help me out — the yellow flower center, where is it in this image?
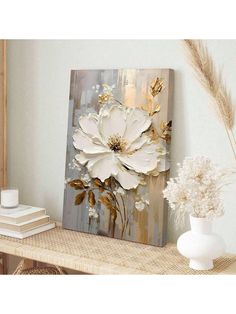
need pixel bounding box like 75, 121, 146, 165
98, 93, 112, 104
107, 134, 126, 152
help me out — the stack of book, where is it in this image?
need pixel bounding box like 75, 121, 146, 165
0, 205, 55, 239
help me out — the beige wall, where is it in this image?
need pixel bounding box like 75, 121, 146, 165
0, 41, 6, 187
7, 40, 236, 253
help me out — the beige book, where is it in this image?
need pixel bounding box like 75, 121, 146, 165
0, 205, 46, 224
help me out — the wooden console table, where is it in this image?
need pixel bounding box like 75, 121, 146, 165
0, 226, 236, 274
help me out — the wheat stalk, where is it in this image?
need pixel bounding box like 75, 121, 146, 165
183, 39, 236, 159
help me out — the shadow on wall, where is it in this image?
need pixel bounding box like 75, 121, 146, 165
167, 69, 189, 242
7, 41, 39, 204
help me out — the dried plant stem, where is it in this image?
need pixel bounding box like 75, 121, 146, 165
230, 129, 236, 147
183, 39, 236, 160
224, 126, 236, 160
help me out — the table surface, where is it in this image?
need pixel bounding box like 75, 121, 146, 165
0, 226, 235, 274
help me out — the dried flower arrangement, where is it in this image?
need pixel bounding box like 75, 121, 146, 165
163, 156, 230, 226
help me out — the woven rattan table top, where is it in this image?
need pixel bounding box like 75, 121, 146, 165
0, 226, 235, 274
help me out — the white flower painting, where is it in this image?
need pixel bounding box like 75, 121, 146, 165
73, 104, 167, 190
63, 69, 173, 246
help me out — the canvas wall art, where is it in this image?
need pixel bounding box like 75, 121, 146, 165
63, 69, 173, 246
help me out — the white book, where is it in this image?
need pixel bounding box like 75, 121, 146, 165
0, 205, 46, 224
0, 222, 56, 239
0, 215, 50, 232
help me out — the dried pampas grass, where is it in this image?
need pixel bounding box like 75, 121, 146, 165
183, 39, 236, 159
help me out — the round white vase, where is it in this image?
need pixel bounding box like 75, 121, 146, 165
177, 215, 226, 270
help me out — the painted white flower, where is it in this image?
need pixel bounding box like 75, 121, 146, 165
64, 178, 72, 188
68, 158, 81, 172
98, 84, 115, 105
135, 200, 146, 212
73, 104, 167, 190
141, 195, 150, 206
116, 187, 125, 195
88, 207, 99, 219
81, 173, 91, 183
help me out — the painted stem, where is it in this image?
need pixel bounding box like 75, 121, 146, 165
111, 215, 116, 238
92, 178, 128, 239
114, 98, 124, 106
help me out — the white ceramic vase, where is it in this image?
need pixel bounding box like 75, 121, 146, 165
177, 215, 226, 270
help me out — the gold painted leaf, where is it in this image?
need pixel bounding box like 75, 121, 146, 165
93, 178, 103, 187
104, 177, 111, 187
99, 195, 118, 217
160, 121, 167, 131
160, 120, 172, 132
110, 207, 117, 219
163, 134, 171, 144
167, 120, 172, 129
99, 195, 111, 208
69, 179, 85, 190
159, 120, 172, 143
148, 126, 160, 141
88, 190, 96, 207
93, 178, 105, 192
106, 191, 115, 200
153, 104, 161, 114
75, 191, 86, 206
150, 77, 164, 97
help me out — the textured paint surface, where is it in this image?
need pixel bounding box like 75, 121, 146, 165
63, 69, 173, 246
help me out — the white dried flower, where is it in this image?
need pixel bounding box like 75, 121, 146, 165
88, 207, 99, 219
163, 156, 230, 226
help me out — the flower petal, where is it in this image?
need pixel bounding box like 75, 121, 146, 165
123, 108, 152, 144
156, 144, 169, 172
73, 129, 109, 154
75, 151, 111, 165
118, 142, 159, 174
127, 133, 149, 152
75, 152, 89, 165
157, 155, 170, 172
76, 151, 141, 190
86, 153, 118, 182
115, 165, 141, 190
79, 113, 102, 142
98, 105, 127, 142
